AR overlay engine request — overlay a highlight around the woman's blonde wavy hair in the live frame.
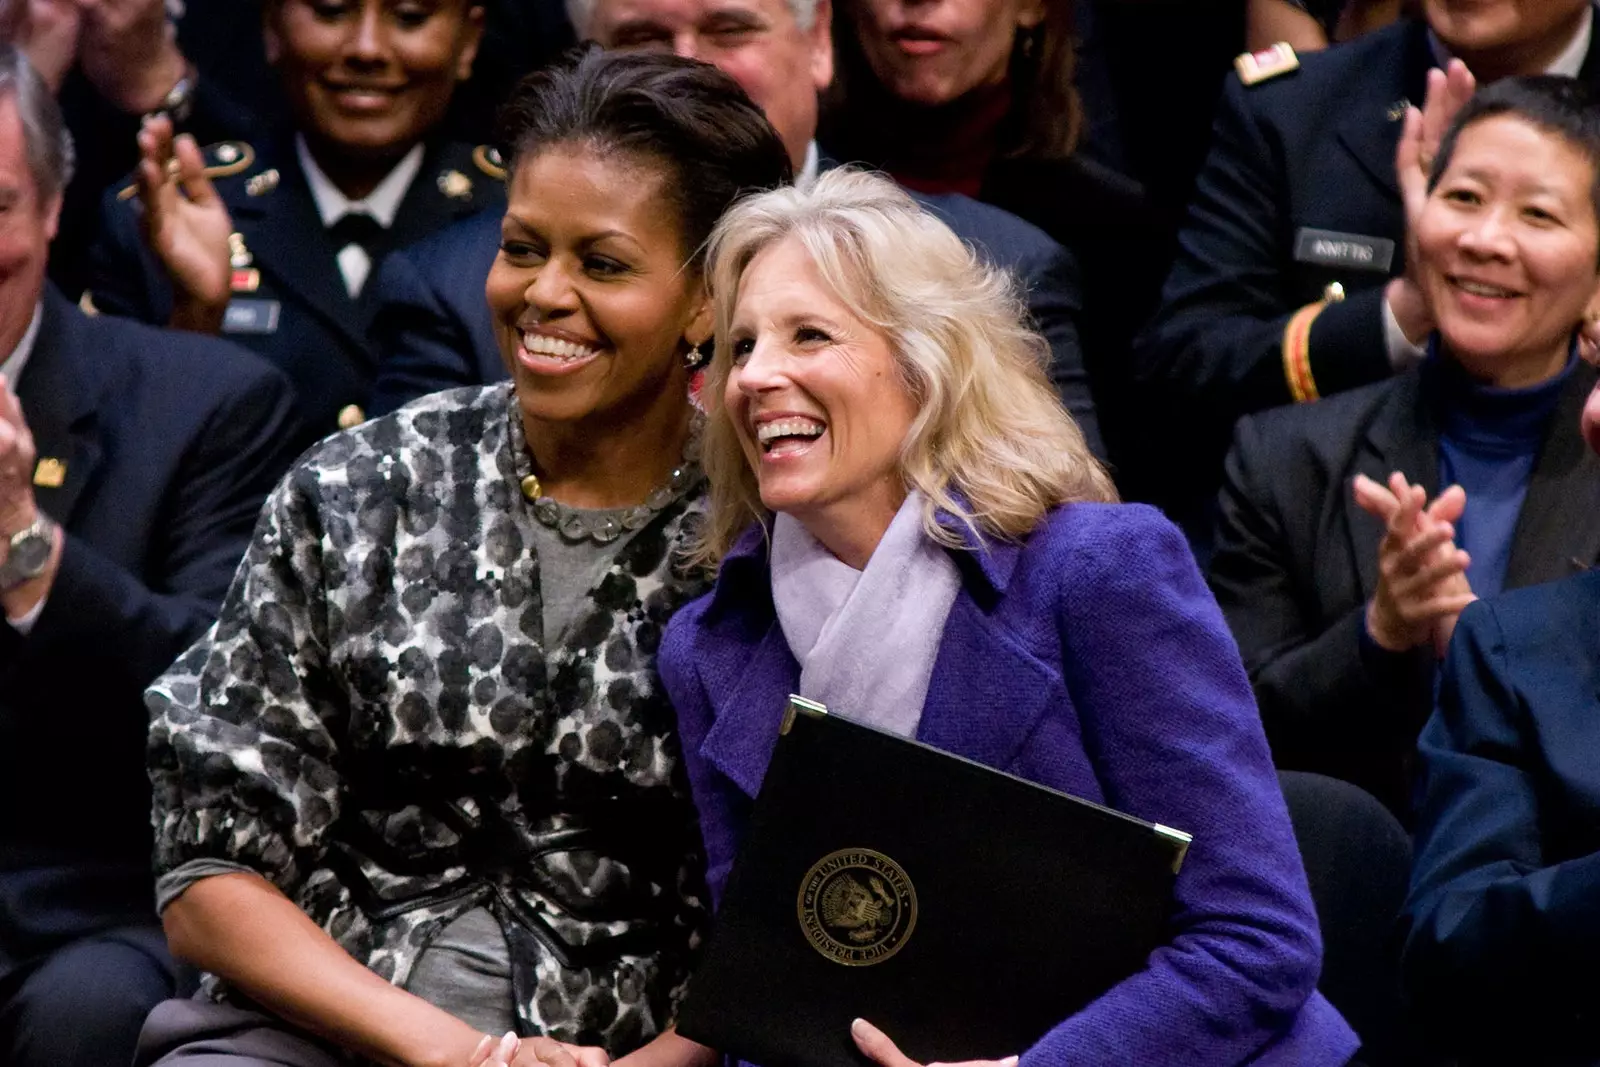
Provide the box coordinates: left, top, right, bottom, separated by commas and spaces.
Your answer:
691, 167, 1116, 567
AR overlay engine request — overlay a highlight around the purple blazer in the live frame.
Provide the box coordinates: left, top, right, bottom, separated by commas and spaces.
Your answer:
659, 503, 1358, 1067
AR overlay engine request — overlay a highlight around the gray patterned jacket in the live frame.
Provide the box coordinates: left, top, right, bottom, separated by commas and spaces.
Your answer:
146, 385, 712, 1050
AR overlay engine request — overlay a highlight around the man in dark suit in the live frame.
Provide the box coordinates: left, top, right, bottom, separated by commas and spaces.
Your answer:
368, 0, 1103, 459
87, 0, 506, 456
1207, 357, 1600, 819
1399, 382, 1600, 1060
1134, 2, 1600, 534
0, 49, 299, 1067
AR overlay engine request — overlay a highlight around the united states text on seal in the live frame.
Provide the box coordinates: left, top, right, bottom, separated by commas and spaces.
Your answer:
797, 848, 918, 966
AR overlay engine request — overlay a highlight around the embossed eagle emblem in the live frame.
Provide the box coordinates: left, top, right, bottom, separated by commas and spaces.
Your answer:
821, 873, 897, 943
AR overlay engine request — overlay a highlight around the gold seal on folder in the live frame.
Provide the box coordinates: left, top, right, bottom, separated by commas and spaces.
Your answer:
798, 848, 918, 967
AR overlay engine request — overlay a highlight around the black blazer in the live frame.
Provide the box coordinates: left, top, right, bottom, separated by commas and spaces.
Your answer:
366, 169, 1106, 460
1403, 572, 1600, 1063
1134, 18, 1600, 523
1207, 361, 1600, 817
0, 287, 298, 985
87, 137, 505, 456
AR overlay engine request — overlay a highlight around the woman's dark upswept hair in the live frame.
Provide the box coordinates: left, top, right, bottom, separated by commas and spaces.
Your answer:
493, 46, 795, 267
1430, 75, 1600, 234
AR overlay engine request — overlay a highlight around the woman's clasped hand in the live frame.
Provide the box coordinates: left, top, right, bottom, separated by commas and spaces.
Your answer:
468, 1032, 610, 1067
1353, 472, 1477, 657
849, 1019, 1017, 1067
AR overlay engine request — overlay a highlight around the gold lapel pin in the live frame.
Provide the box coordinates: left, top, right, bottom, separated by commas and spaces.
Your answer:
438, 169, 473, 201
1387, 99, 1413, 123
33, 458, 66, 488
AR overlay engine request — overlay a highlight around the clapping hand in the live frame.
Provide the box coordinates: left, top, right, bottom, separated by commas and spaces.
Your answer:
1386, 58, 1476, 348
0, 373, 38, 536
1352, 472, 1477, 657
1, 0, 86, 94
76, 0, 188, 113
849, 1018, 1018, 1067
468, 1030, 611, 1067
135, 113, 234, 334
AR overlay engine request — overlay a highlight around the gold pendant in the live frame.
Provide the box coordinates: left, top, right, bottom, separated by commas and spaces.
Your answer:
520, 475, 542, 501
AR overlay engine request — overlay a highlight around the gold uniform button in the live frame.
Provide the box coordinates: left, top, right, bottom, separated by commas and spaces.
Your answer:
337, 404, 366, 430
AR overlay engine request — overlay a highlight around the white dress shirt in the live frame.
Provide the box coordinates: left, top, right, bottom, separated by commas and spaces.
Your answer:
798, 140, 821, 187
296, 137, 425, 298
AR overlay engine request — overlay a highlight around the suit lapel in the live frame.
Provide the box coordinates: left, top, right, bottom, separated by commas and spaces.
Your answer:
916, 593, 1053, 770
225, 147, 368, 354
15, 290, 104, 527
386, 141, 489, 249
1505, 364, 1600, 588
225, 140, 493, 360
696, 616, 802, 798
1347, 373, 1439, 599
1333, 21, 1433, 204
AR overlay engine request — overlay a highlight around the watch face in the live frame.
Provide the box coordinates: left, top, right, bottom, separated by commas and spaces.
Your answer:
8, 530, 51, 576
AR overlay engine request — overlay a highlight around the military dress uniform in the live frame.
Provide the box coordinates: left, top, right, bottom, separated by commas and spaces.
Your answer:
86, 138, 507, 457
1131, 16, 1600, 536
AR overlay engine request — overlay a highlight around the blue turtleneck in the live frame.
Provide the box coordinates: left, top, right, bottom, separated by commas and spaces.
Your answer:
1427, 340, 1576, 599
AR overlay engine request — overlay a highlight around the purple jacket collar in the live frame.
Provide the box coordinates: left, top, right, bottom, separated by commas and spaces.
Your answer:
691, 512, 1056, 799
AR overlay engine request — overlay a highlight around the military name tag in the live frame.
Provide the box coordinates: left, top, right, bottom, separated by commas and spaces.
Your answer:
223, 299, 281, 335
1294, 228, 1396, 272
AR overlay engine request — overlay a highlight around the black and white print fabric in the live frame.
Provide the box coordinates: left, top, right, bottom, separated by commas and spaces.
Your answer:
147, 384, 711, 1050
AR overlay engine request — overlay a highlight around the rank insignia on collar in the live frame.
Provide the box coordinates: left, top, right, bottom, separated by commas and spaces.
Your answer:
1235, 41, 1300, 86
438, 169, 473, 200
205, 141, 254, 177
116, 140, 256, 201
246, 168, 280, 197
473, 144, 507, 181
33, 458, 66, 488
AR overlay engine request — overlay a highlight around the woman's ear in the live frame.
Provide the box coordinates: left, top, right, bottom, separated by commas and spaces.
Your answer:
262, 3, 282, 66
456, 5, 487, 83
685, 297, 715, 353
1584, 275, 1600, 325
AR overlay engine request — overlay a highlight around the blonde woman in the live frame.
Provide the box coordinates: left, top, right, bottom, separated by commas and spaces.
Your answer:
656, 170, 1360, 1067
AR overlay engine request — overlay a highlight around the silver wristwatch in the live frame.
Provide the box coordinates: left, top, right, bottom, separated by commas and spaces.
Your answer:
0, 515, 57, 592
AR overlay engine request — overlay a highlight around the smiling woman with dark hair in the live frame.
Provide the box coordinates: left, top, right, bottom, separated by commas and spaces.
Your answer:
85, 0, 498, 456
1209, 75, 1600, 821
135, 47, 791, 1067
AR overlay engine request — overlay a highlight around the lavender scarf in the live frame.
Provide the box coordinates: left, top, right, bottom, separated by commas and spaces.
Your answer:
769, 492, 962, 737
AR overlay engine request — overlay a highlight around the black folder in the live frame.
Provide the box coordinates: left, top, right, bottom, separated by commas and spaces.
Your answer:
676, 696, 1192, 1067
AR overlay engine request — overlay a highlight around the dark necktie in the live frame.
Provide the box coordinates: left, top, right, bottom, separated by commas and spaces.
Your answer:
328, 211, 385, 253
